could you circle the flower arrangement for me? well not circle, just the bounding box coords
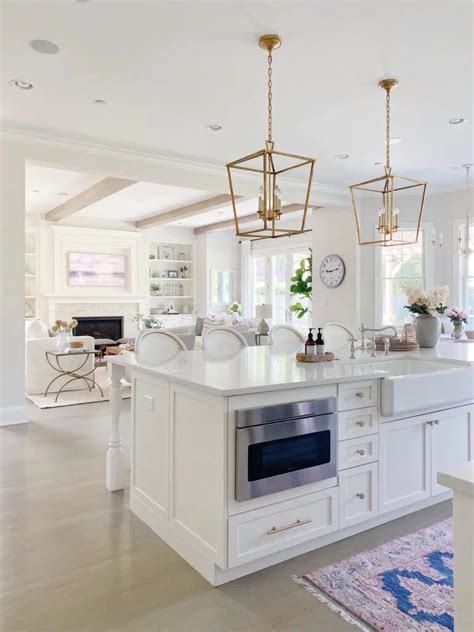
[404,286,449,316]
[229,301,243,315]
[446,307,469,325]
[133,313,163,329]
[50,319,77,335]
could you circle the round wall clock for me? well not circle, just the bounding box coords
[320,254,346,288]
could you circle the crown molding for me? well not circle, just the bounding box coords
[0,125,349,199]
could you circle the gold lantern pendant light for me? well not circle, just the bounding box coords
[226,35,316,239]
[350,78,427,246]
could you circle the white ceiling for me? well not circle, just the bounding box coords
[24,164,306,230]
[3,1,472,191]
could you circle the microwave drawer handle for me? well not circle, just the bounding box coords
[266,518,312,536]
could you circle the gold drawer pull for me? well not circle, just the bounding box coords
[356,449,365,456]
[426,420,434,426]
[356,493,365,500]
[266,518,311,536]
[355,392,365,399]
[356,420,366,427]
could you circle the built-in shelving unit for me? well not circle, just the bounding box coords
[25,232,38,319]
[148,241,195,315]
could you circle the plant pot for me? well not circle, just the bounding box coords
[415,314,441,348]
[451,322,464,340]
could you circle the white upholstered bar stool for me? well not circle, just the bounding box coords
[135,329,187,366]
[202,327,248,357]
[269,325,305,350]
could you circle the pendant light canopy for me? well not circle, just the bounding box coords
[350,78,427,246]
[226,35,316,239]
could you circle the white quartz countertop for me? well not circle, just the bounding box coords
[437,461,474,497]
[107,339,474,397]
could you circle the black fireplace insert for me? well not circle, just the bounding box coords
[73,316,124,342]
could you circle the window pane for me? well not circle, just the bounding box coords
[380,229,424,326]
[253,256,266,314]
[272,254,287,325]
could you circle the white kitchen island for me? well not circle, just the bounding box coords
[106,341,474,585]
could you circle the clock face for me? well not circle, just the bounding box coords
[320,254,345,288]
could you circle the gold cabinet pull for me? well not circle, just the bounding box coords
[426,420,434,426]
[355,392,365,398]
[266,518,311,536]
[356,493,365,500]
[356,420,366,427]
[356,449,365,456]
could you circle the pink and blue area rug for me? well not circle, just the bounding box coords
[294,519,453,631]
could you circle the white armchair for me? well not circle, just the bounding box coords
[26,336,95,395]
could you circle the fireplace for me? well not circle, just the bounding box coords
[73,316,124,342]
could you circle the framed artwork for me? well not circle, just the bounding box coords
[159,245,175,260]
[159,271,168,278]
[167,270,179,279]
[68,252,126,287]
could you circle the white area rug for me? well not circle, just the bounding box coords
[26,367,131,409]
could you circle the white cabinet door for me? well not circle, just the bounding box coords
[379,415,431,514]
[132,376,170,522]
[431,405,474,496]
[339,462,378,529]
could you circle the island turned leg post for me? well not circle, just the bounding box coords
[106,363,127,492]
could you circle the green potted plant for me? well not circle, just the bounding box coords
[289,250,312,320]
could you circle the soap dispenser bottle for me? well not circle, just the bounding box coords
[305,328,316,356]
[316,328,325,356]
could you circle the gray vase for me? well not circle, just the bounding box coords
[415,314,441,348]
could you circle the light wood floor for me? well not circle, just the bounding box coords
[1,400,451,631]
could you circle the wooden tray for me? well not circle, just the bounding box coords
[375,340,419,351]
[296,352,335,363]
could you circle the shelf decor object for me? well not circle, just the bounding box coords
[255,303,273,334]
[226,34,315,239]
[349,78,427,246]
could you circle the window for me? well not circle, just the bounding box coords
[250,246,311,328]
[457,222,474,315]
[377,228,429,326]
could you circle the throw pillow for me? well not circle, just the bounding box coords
[201,317,225,337]
[195,317,204,336]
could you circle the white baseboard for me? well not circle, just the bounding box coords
[0,404,28,426]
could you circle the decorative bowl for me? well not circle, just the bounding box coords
[465,330,474,340]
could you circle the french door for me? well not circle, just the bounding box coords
[251,249,310,328]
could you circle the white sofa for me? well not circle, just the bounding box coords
[26,335,96,395]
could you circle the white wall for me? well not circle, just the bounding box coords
[312,207,360,332]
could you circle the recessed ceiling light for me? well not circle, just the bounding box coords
[57,192,69,196]
[448,117,467,125]
[205,124,223,132]
[30,39,59,55]
[334,153,349,160]
[93,99,107,105]
[9,79,33,90]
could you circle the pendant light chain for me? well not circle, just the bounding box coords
[385,87,391,173]
[267,49,273,143]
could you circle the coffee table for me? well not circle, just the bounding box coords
[45,349,103,402]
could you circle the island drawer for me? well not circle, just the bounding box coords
[338,434,378,471]
[338,380,378,411]
[338,407,379,440]
[228,487,338,567]
[339,462,378,529]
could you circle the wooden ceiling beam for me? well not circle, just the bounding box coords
[135,194,240,229]
[45,177,135,222]
[193,203,315,235]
